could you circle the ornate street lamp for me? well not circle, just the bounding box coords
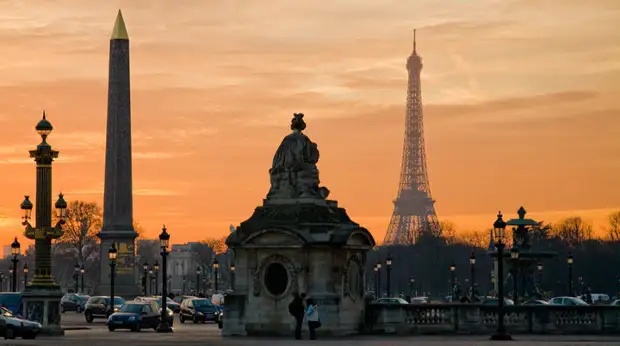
[156,225,173,333]
[469,252,476,300]
[567,253,574,296]
[0,272,5,291]
[490,211,512,341]
[20,113,68,298]
[149,267,154,295]
[10,237,20,292]
[409,277,415,298]
[108,244,117,316]
[80,265,85,293]
[153,261,159,295]
[386,254,393,297]
[23,263,29,289]
[510,247,519,304]
[142,260,149,296]
[212,258,220,292]
[230,263,236,290]
[373,266,379,299]
[196,266,202,293]
[73,263,80,293]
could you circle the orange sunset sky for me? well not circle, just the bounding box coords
[0,0,619,248]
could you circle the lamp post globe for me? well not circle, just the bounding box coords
[490,211,511,341]
[156,225,173,333]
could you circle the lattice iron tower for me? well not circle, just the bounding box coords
[383,30,440,245]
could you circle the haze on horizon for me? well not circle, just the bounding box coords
[0,0,619,246]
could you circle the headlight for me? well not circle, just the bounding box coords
[168,310,173,316]
[196,312,203,315]
[128,316,136,321]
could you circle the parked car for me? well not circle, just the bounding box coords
[523,299,549,305]
[84,296,126,323]
[482,298,515,306]
[0,306,41,339]
[579,293,610,304]
[107,301,162,332]
[548,297,589,306]
[180,298,220,323]
[61,294,90,313]
[411,297,429,304]
[0,293,22,315]
[375,298,409,305]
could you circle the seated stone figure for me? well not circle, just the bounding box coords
[267,113,328,200]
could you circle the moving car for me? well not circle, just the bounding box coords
[179,298,220,323]
[61,294,90,313]
[523,299,549,305]
[107,301,163,332]
[84,296,126,323]
[173,295,195,304]
[481,298,515,306]
[145,296,181,313]
[0,306,41,339]
[132,297,175,326]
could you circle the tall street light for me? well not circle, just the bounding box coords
[386,254,393,298]
[80,265,85,294]
[142,260,149,296]
[149,267,154,295]
[409,277,415,298]
[490,211,512,341]
[156,225,173,333]
[153,261,159,295]
[373,265,379,299]
[469,252,476,300]
[23,263,29,289]
[510,247,519,304]
[108,244,117,316]
[567,253,574,296]
[73,264,80,293]
[196,266,201,294]
[20,113,68,290]
[449,262,456,300]
[230,263,236,290]
[376,261,382,298]
[212,258,220,292]
[11,238,20,292]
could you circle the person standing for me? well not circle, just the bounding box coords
[305,298,320,340]
[288,293,305,339]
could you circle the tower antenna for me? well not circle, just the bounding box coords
[413,29,417,53]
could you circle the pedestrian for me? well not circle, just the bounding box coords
[288,293,305,339]
[305,298,320,340]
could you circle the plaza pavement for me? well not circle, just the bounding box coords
[1,313,619,345]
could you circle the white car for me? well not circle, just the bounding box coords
[0,308,42,339]
[375,298,410,305]
[548,296,589,306]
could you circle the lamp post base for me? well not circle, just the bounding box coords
[156,321,174,333]
[490,331,513,341]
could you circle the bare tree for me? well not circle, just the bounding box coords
[608,211,620,242]
[134,221,145,238]
[553,216,593,247]
[456,230,487,248]
[440,220,457,245]
[204,236,228,254]
[58,201,102,264]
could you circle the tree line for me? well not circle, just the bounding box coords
[369,212,620,299]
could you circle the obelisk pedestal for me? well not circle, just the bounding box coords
[96,10,140,298]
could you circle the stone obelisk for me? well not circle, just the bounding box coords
[96,10,140,297]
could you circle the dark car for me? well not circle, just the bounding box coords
[132,297,175,326]
[173,295,195,304]
[145,296,180,313]
[84,296,126,323]
[179,298,220,324]
[107,301,161,332]
[61,294,90,313]
[0,293,22,316]
[0,307,41,340]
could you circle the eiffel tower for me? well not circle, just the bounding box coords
[383,30,440,245]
